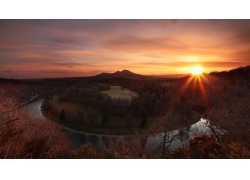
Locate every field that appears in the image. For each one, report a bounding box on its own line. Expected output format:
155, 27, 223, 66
50, 97, 102, 120
102, 86, 138, 100
48, 97, 201, 135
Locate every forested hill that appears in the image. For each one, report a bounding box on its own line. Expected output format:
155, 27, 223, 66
209, 65, 250, 80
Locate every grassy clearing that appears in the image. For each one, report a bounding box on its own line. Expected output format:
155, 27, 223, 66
102, 86, 138, 100
51, 101, 83, 113
50, 97, 101, 123
51, 97, 92, 113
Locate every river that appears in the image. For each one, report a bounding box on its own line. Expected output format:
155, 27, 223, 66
26, 99, 211, 152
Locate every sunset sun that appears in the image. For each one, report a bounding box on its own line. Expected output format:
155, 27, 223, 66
191, 66, 202, 75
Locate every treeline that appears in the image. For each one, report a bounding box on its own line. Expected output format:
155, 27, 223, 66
0, 79, 110, 104
89, 77, 146, 92
56, 87, 160, 118
0, 82, 68, 103
89, 76, 184, 93
210, 65, 250, 80
0, 76, 89, 86
54, 84, 192, 121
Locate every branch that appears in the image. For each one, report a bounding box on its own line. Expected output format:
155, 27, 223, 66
159, 131, 179, 155
0, 95, 38, 115
0, 117, 19, 127
213, 127, 227, 135
205, 120, 227, 135
216, 108, 232, 120
16, 94, 38, 108
164, 132, 179, 150
204, 123, 226, 142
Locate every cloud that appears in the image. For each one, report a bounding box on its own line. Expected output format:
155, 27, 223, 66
170, 19, 180, 25
50, 38, 77, 44
3, 70, 12, 73
102, 36, 188, 53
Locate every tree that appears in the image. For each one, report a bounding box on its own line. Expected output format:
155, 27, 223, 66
101, 110, 108, 127
140, 110, 147, 128
165, 134, 221, 158
41, 98, 51, 113
71, 111, 85, 125
126, 113, 133, 128
157, 122, 179, 155
0, 95, 72, 158
87, 111, 98, 125
60, 109, 66, 122
205, 85, 250, 143
174, 102, 192, 121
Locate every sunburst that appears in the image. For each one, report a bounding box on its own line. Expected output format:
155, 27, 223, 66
191, 66, 202, 75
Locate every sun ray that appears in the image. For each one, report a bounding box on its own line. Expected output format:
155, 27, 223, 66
160, 70, 212, 125
157, 75, 195, 127
199, 74, 210, 84
197, 75, 210, 108
165, 76, 194, 115
192, 75, 198, 94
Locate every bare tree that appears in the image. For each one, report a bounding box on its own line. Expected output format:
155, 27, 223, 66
205, 85, 250, 144
0, 95, 72, 158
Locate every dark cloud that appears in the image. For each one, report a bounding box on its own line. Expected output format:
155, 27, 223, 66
3, 70, 12, 73
50, 38, 77, 44
102, 36, 188, 52
231, 28, 250, 44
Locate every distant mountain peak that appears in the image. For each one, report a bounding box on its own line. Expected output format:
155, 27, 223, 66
95, 69, 148, 79
121, 69, 131, 73
114, 70, 132, 73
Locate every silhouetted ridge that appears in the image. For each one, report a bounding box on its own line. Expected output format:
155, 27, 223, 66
94, 69, 150, 79
210, 65, 250, 79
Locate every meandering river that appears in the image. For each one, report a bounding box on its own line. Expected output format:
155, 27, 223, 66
26, 99, 211, 152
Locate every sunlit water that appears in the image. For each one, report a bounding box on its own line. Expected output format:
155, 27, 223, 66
26, 99, 212, 152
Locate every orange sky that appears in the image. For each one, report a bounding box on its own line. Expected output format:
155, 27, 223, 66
0, 20, 249, 78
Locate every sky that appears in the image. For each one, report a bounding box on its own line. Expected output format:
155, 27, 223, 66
0, 19, 250, 79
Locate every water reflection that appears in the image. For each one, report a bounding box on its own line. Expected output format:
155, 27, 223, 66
26, 99, 44, 118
